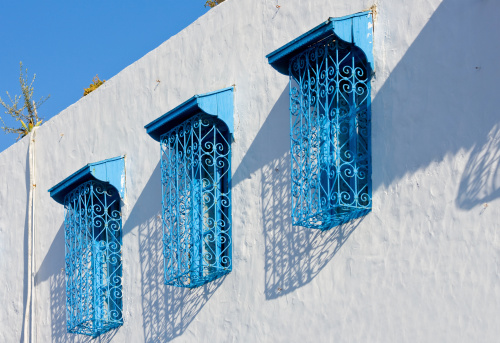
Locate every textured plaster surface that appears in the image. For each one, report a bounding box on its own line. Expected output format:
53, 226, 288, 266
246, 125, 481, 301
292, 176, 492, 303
0, 0, 499, 342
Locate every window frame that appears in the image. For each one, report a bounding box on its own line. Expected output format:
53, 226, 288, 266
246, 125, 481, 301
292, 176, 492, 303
49, 156, 125, 337
145, 87, 234, 288
267, 12, 374, 230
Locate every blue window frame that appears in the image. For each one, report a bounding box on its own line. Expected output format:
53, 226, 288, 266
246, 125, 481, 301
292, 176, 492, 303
49, 157, 125, 337
267, 12, 374, 230
145, 87, 234, 288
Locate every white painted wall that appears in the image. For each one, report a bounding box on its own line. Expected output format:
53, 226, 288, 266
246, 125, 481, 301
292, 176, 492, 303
1, 0, 499, 341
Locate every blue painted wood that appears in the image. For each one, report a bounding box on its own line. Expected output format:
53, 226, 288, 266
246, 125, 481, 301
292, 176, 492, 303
48, 156, 125, 204
352, 14, 373, 69
145, 86, 234, 141
266, 11, 373, 75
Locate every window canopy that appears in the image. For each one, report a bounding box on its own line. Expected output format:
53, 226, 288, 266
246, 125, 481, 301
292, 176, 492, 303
145, 86, 235, 141
266, 11, 374, 75
48, 156, 126, 204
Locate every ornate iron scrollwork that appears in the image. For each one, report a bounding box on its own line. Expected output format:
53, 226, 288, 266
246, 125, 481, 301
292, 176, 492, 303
64, 180, 123, 336
289, 36, 372, 229
161, 114, 232, 287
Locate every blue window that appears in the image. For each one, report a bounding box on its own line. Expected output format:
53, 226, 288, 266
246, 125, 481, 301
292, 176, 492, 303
145, 87, 234, 288
267, 12, 374, 230
49, 157, 125, 337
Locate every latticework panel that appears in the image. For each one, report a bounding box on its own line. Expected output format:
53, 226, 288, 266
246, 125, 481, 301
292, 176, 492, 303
289, 35, 372, 230
161, 114, 232, 288
64, 181, 123, 337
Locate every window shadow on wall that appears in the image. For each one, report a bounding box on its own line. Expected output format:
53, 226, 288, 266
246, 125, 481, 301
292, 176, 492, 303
368, 0, 500, 206
233, 89, 364, 299
44, 224, 118, 342
125, 163, 224, 342
49, 269, 118, 343
456, 123, 500, 210
262, 152, 363, 299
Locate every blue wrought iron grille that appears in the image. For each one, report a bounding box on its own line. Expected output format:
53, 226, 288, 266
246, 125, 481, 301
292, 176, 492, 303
161, 114, 232, 288
64, 180, 123, 337
289, 35, 372, 230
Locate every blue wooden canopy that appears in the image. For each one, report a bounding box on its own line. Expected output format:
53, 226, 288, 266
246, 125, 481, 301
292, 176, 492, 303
266, 11, 373, 75
48, 156, 126, 204
145, 86, 234, 141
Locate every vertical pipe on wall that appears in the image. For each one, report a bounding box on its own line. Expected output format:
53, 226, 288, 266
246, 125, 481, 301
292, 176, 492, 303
31, 127, 37, 342
23, 127, 37, 343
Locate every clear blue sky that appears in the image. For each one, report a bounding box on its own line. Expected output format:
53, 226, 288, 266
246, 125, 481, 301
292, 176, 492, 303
0, 1, 209, 153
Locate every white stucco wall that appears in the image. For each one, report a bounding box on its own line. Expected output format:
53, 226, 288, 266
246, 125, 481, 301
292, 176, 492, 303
1, 0, 499, 342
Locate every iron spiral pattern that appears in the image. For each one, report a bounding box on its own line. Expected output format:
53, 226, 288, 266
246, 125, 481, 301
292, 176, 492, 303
289, 35, 372, 230
63, 180, 123, 337
161, 114, 232, 288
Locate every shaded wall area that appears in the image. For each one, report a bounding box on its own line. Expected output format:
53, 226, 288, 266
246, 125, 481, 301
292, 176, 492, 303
124, 163, 224, 342
371, 0, 500, 205
232, 88, 365, 299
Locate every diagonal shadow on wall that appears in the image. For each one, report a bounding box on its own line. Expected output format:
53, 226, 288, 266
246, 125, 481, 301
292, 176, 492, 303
39, 162, 223, 341
38, 222, 119, 341
456, 123, 500, 210
233, 88, 365, 299
234, 0, 500, 300
39, 222, 119, 342
42, 224, 119, 342
367, 0, 500, 204
262, 152, 363, 299
124, 163, 224, 342
49, 268, 118, 343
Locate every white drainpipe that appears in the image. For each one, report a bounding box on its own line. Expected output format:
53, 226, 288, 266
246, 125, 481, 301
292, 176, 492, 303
23, 127, 38, 343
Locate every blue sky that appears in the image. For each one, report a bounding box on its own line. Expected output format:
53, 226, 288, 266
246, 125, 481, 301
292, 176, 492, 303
0, 1, 209, 153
